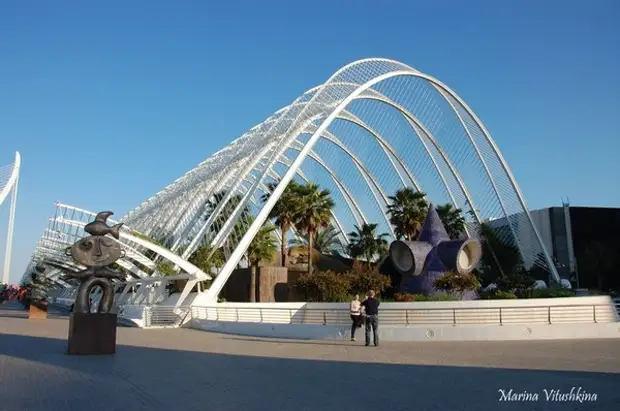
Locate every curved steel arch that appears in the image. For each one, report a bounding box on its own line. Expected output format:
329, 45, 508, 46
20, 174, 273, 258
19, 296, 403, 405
1, 151, 20, 285
197, 59, 558, 301
28, 58, 557, 303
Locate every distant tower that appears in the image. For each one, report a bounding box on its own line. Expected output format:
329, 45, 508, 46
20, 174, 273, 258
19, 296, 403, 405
1, 152, 21, 285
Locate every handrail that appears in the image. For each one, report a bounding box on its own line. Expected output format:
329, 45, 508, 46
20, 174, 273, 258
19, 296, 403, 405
115, 300, 620, 328
190, 303, 619, 327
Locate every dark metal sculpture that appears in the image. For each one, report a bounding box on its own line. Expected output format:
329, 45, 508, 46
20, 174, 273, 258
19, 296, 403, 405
64, 211, 125, 313
388, 204, 482, 298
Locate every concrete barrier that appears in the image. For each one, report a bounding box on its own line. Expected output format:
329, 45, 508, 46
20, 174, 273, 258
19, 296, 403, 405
188, 296, 620, 341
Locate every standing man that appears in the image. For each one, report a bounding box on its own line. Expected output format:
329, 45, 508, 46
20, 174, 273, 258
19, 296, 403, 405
361, 290, 380, 346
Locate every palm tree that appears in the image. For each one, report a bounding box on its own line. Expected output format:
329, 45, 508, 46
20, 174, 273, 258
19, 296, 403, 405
188, 243, 225, 274
206, 190, 251, 249
260, 180, 303, 267
293, 183, 335, 275
247, 224, 279, 302
436, 203, 466, 239
386, 188, 428, 240
289, 223, 345, 256
347, 223, 389, 268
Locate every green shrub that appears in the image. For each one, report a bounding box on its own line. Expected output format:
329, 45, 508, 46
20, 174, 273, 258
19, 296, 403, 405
530, 288, 576, 298
416, 294, 459, 301
393, 292, 416, 302
393, 292, 457, 302
434, 272, 480, 299
478, 290, 518, 300
496, 273, 536, 295
348, 268, 392, 296
292, 270, 351, 302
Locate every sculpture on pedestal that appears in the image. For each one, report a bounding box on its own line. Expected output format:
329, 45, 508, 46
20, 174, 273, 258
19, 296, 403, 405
388, 204, 482, 298
64, 211, 125, 355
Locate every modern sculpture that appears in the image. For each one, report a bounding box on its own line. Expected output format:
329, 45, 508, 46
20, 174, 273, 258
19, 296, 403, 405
389, 204, 482, 298
64, 211, 124, 355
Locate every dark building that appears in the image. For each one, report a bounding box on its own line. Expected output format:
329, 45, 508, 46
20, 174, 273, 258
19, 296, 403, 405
488, 204, 620, 292
566, 206, 620, 292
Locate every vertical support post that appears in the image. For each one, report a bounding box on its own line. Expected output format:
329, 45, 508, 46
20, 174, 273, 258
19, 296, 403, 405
452, 308, 456, 326
593, 305, 597, 323
547, 306, 552, 324
499, 307, 503, 326
2, 154, 19, 285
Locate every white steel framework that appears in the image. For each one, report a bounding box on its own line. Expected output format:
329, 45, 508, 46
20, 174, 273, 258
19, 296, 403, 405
1, 151, 20, 285
25, 58, 559, 303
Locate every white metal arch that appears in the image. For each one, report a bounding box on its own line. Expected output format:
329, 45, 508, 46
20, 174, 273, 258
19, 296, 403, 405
1, 151, 20, 285
201, 59, 559, 301
26, 58, 558, 303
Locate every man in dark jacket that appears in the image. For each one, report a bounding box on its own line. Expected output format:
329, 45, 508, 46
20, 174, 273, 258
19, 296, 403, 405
361, 290, 380, 346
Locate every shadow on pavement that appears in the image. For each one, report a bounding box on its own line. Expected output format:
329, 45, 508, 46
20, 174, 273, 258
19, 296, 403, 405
222, 334, 377, 347
0, 332, 616, 411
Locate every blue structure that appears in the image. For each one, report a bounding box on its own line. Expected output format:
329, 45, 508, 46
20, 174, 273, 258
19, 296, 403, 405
389, 205, 482, 297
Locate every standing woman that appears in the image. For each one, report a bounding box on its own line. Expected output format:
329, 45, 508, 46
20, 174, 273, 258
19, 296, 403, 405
349, 294, 363, 341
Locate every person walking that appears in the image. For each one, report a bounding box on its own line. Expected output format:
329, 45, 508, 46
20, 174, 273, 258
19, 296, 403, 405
361, 290, 380, 346
349, 294, 363, 341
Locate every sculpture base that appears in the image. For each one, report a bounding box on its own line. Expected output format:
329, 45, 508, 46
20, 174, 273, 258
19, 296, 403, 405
29, 304, 48, 320
67, 313, 117, 355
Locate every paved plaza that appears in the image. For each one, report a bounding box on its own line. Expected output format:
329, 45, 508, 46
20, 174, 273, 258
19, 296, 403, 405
1, 304, 619, 411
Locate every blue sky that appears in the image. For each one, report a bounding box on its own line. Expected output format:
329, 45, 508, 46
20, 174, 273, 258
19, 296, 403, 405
1, 0, 618, 284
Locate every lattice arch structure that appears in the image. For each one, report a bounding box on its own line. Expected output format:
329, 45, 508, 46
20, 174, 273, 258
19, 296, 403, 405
118, 58, 558, 302
1, 151, 20, 285
23, 202, 212, 291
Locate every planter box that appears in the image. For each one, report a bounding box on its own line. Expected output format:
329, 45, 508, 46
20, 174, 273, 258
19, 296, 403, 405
29, 304, 48, 320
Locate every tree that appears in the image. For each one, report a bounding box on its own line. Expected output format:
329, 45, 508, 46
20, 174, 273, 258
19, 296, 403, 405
261, 180, 303, 267
436, 203, 466, 239
155, 261, 177, 276
289, 223, 344, 256
477, 222, 523, 285
205, 190, 251, 249
293, 183, 335, 275
188, 243, 225, 275
246, 224, 278, 302
25, 271, 50, 310
434, 271, 481, 300
387, 188, 428, 240
347, 262, 392, 296
495, 272, 536, 298
347, 223, 389, 268
292, 270, 351, 302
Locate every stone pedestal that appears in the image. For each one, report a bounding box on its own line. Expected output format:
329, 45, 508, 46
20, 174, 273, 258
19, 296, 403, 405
28, 304, 48, 320
67, 313, 117, 355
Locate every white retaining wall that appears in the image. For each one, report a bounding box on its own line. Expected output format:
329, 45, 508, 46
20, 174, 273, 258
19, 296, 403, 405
188, 296, 620, 341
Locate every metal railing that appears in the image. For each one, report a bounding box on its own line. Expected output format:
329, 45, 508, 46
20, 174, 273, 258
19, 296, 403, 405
190, 303, 619, 327
115, 299, 620, 329
118, 304, 191, 328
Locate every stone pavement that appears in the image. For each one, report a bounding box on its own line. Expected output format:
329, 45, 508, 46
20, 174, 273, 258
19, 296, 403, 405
1, 305, 619, 411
